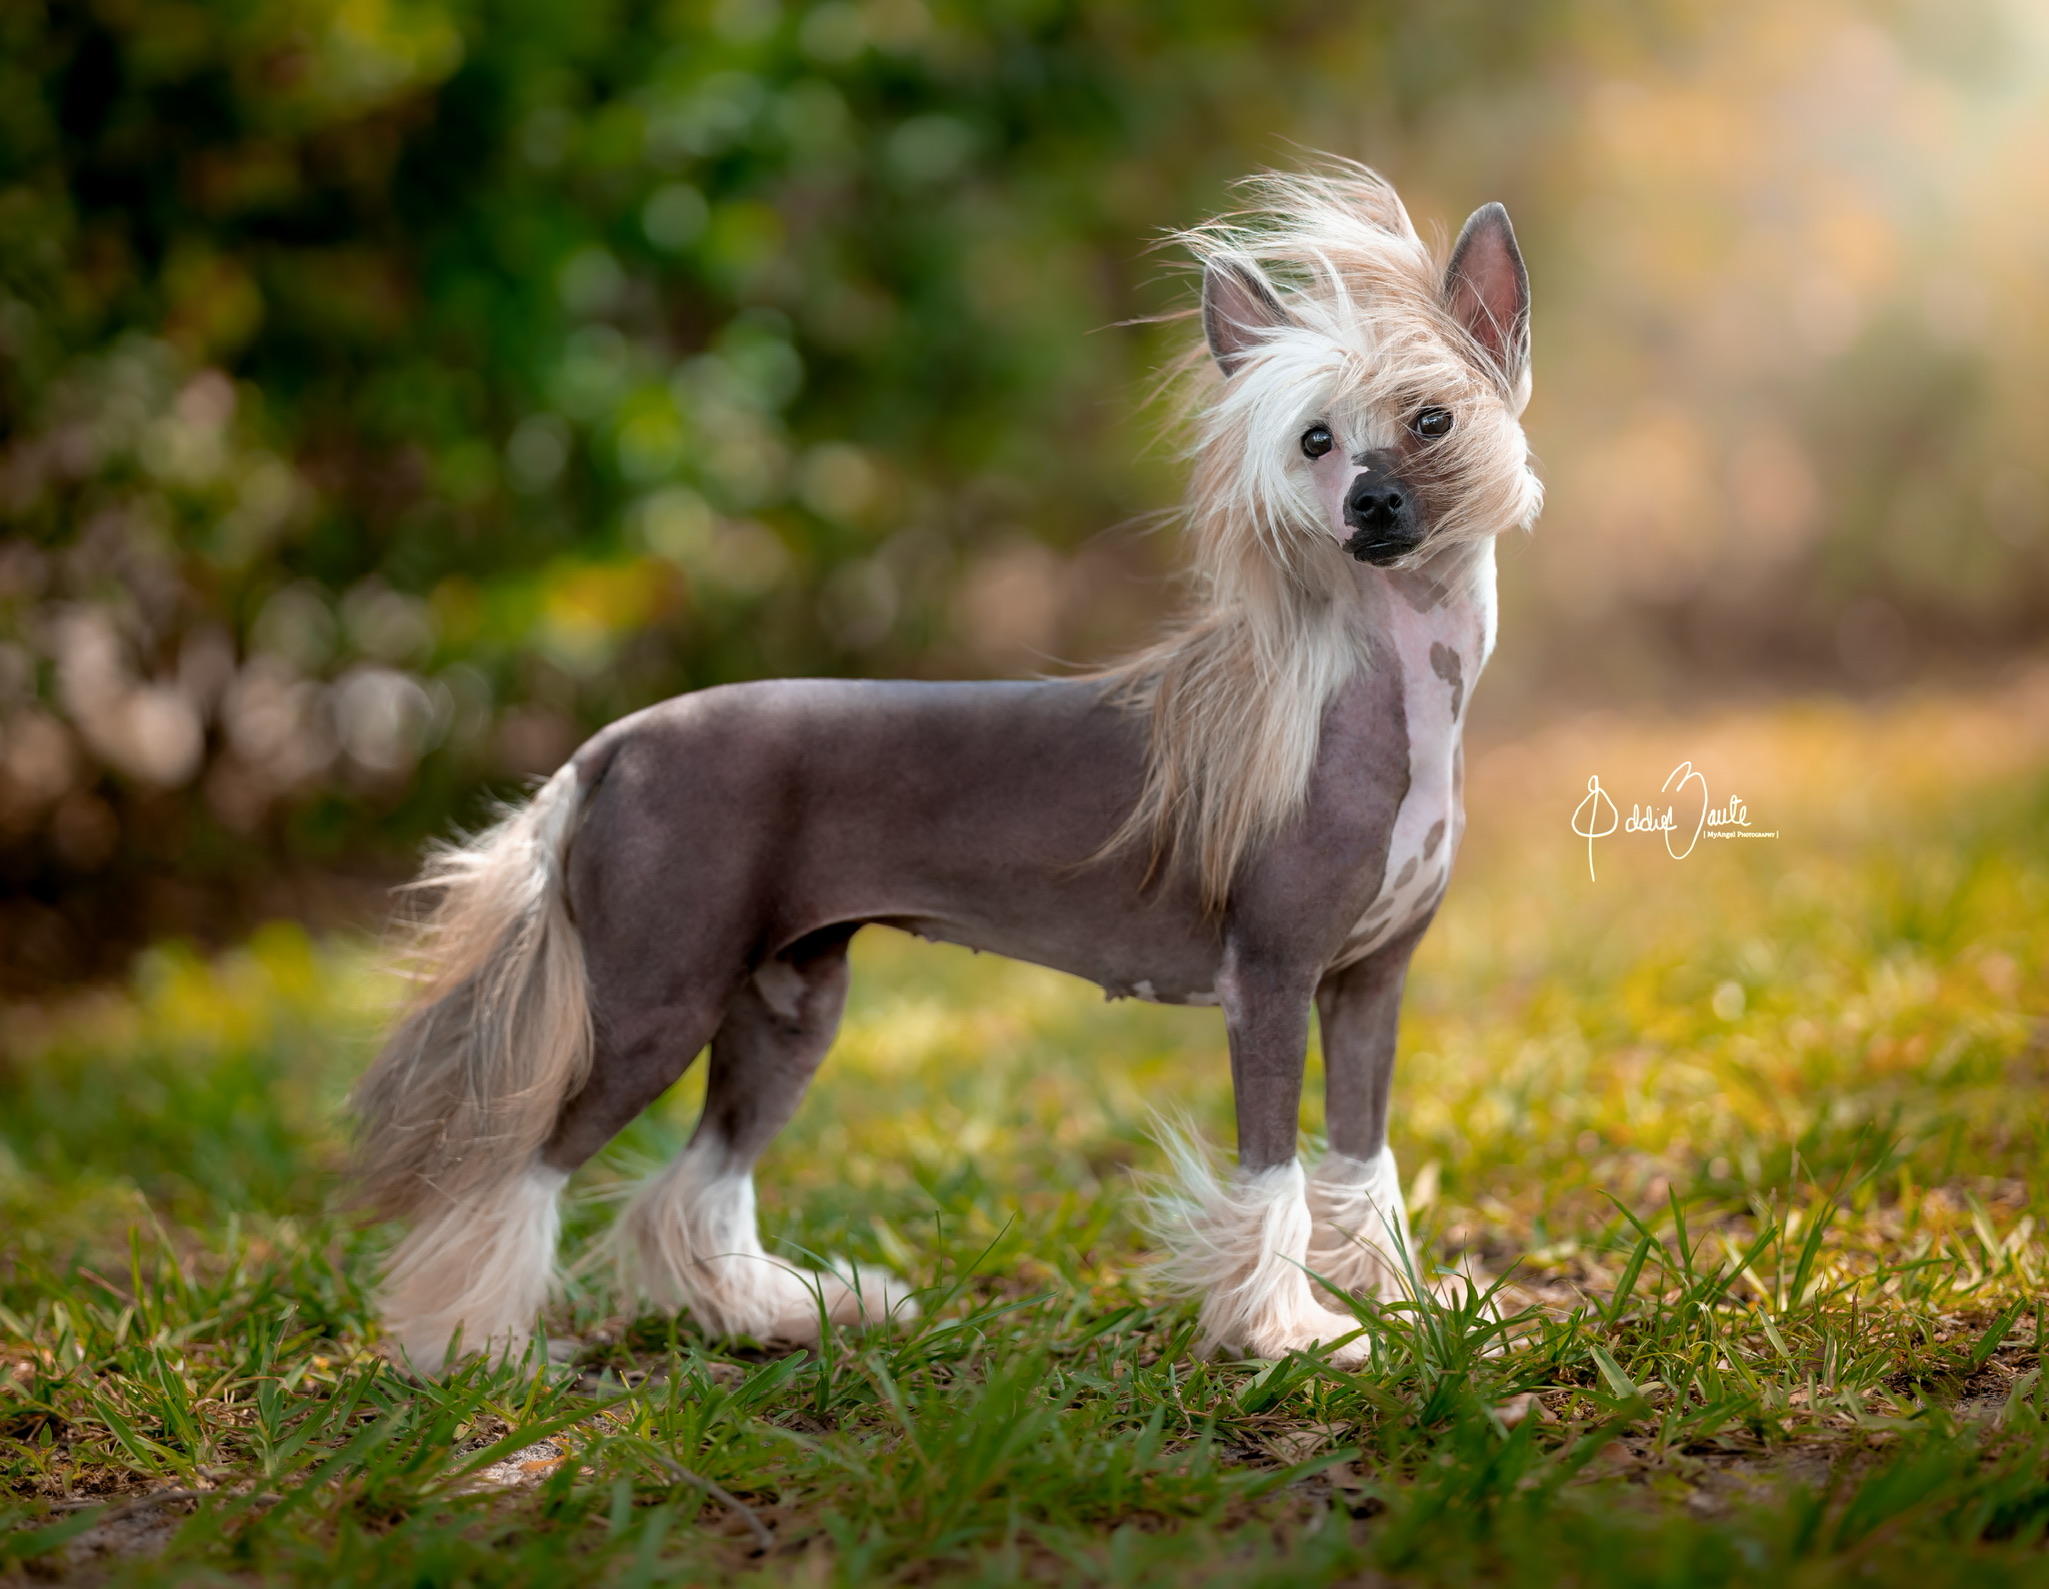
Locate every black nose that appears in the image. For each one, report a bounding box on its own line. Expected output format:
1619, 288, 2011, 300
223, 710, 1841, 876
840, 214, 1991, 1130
1345, 477, 1407, 529
1342, 462, 1423, 564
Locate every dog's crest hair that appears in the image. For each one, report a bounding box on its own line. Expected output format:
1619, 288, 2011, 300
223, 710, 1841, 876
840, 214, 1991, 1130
1101, 160, 1542, 910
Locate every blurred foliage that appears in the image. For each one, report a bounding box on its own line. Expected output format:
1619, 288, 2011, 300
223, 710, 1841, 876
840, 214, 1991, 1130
0, 0, 1568, 985
1507, 0, 2049, 709
3, 0, 2048, 987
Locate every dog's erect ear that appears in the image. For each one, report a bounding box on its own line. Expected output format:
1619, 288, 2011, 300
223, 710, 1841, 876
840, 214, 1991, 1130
1202, 260, 1291, 376
1444, 203, 1530, 381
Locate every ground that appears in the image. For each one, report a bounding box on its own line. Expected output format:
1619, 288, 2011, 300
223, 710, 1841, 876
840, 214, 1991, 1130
4, 671, 2049, 1587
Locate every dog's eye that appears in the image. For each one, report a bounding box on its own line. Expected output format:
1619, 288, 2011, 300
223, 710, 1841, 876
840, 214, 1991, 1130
1413, 407, 1454, 440
1300, 425, 1335, 459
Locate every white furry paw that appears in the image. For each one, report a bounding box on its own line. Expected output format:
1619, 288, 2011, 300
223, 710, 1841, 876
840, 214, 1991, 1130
1148, 1146, 1380, 1368
758, 1263, 919, 1341
1235, 1307, 1371, 1367
617, 1152, 917, 1343
1305, 1148, 1416, 1304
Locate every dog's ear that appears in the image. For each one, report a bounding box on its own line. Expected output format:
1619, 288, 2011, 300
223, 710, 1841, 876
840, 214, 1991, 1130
1444, 203, 1530, 382
1202, 260, 1291, 376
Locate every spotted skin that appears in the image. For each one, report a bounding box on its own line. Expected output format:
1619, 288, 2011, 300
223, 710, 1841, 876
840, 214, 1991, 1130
1331, 540, 1497, 973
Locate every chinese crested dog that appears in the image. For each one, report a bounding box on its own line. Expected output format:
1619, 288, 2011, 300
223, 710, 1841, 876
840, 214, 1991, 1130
353, 161, 1542, 1370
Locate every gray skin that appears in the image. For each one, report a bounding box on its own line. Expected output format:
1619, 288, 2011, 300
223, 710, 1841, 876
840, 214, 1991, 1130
543, 632, 1414, 1186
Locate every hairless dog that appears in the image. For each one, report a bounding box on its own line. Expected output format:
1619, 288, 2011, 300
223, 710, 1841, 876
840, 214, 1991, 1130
353, 162, 1542, 1371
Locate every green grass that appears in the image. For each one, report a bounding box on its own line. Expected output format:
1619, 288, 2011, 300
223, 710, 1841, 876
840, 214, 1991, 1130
5, 680, 2049, 1586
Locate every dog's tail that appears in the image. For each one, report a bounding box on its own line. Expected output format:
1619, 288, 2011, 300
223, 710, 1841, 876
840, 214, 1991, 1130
351, 761, 592, 1365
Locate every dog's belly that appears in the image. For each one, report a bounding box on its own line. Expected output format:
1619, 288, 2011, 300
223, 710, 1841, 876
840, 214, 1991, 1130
1126, 978, 1220, 1006
882, 911, 1224, 1007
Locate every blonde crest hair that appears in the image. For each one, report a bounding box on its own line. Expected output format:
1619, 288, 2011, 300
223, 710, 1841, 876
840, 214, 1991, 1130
1101, 160, 1543, 911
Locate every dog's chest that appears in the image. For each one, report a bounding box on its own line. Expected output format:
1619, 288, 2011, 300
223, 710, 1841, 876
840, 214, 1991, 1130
1332, 558, 1495, 968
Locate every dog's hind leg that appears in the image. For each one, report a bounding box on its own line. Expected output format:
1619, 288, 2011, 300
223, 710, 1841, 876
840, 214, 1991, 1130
617, 927, 916, 1341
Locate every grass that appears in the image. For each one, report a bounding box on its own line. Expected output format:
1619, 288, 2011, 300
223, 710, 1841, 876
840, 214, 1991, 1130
4, 671, 2049, 1586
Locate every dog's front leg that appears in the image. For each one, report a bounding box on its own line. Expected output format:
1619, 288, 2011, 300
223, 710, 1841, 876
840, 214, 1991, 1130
1309, 928, 1427, 1304
1160, 945, 1370, 1365
1315, 929, 1499, 1316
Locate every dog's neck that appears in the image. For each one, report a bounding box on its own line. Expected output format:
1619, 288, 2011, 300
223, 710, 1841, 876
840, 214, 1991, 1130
1343, 536, 1499, 672
1320, 533, 1496, 972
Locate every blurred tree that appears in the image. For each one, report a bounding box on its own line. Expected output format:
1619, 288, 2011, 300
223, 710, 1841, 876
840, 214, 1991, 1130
3, 0, 2045, 988
0, 0, 1568, 985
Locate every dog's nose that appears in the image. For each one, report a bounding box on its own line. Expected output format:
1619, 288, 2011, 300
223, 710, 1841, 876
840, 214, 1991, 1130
1340, 457, 1423, 564
1345, 477, 1407, 529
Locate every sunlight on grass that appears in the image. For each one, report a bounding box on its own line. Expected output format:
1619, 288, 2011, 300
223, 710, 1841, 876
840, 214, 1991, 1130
4, 675, 2048, 1585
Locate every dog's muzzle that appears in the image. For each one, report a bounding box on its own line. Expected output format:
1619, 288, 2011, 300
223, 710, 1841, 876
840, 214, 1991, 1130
1341, 454, 1424, 565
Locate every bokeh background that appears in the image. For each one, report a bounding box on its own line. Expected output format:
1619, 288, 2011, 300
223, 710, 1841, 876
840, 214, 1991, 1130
4, 0, 2048, 988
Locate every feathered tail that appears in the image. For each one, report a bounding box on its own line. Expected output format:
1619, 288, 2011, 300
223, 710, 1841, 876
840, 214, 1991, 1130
350, 762, 592, 1368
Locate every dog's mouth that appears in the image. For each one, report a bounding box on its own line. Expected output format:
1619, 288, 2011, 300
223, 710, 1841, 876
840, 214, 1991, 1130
1342, 529, 1424, 566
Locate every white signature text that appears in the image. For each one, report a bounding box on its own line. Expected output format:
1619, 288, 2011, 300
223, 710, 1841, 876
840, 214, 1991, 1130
1570, 760, 1778, 880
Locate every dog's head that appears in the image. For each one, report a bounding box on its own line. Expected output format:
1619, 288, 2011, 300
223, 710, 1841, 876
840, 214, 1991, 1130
1184, 165, 1542, 572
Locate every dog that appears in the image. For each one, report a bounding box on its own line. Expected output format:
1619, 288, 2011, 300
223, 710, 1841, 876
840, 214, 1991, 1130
352, 161, 1542, 1371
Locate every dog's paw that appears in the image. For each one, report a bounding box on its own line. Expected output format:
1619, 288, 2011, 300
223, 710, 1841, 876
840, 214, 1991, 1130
763, 1264, 918, 1340
1236, 1307, 1371, 1367
1306, 1236, 1412, 1305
